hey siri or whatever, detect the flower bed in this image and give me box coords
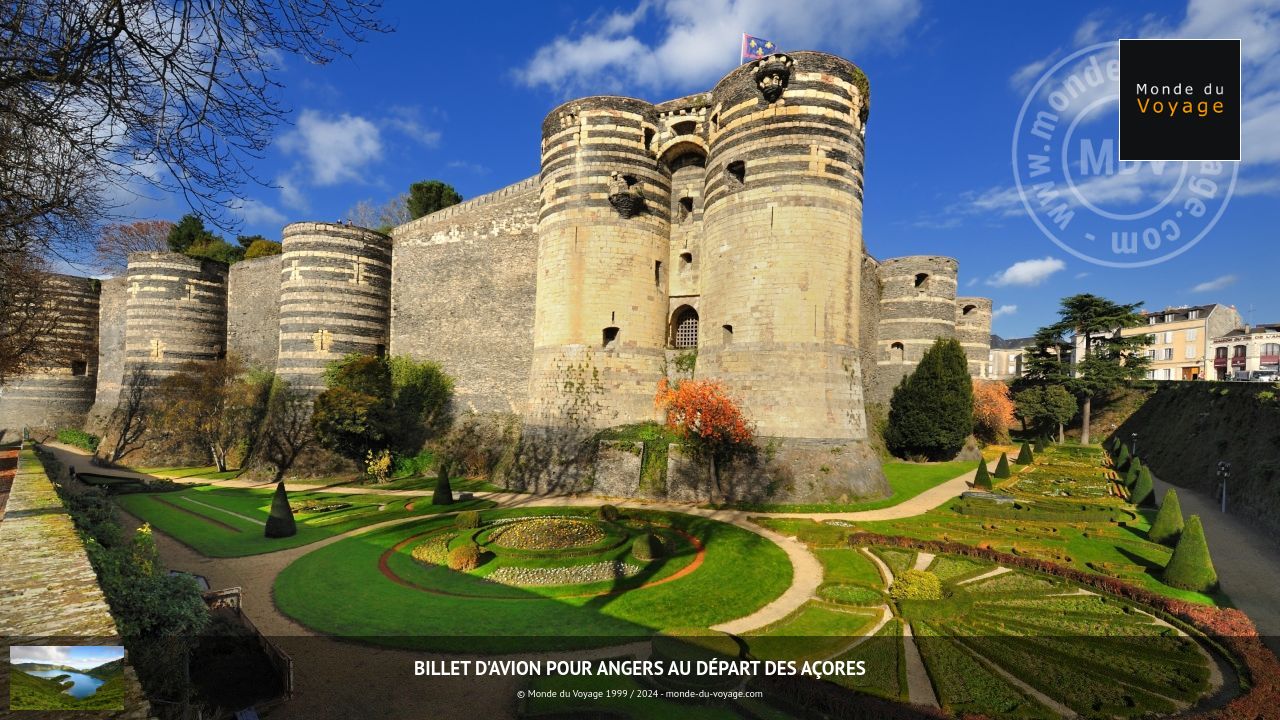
[486,517,607,550]
[487,561,642,587]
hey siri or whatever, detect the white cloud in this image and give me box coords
[992,304,1018,318]
[446,160,490,175]
[1191,274,1237,292]
[383,105,442,148]
[517,0,922,94]
[1075,271,1090,279]
[279,110,383,186]
[987,257,1066,287]
[232,198,287,226]
[275,173,308,212]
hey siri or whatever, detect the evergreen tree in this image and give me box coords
[994,452,1011,479]
[973,458,993,490]
[1131,466,1154,506]
[885,338,974,460]
[432,460,454,505]
[1125,457,1143,487]
[406,180,462,219]
[264,481,297,538]
[1163,515,1217,592]
[1115,443,1131,471]
[1016,441,1034,465]
[1149,489,1184,546]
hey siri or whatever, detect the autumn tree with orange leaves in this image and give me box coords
[655,378,754,488]
[972,379,1015,444]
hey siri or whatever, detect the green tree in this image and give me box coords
[1026,294,1150,444]
[259,380,315,483]
[1016,441,1033,465]
[406,180,462,219]
[973,458,993,490]
[1162,515,1217,592]
[244,239,282,259]
[388,355,455,450]
[167,213,219,253]
[1149,489,1184,545]
[1115,443,1131,472]
[432,460,454,506]
[1131,466,1154,506]
[993,452,1011,479]
[1125,457,1143,488]
[151,356,268,471]
[264,482,297,538]
[885,338,974,461]
[236,234,268,248]
[1015,383,1076,440]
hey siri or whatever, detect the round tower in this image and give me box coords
[0,274,100,431]
[696,52,871,440]
[956,297,993,378]
[871,255,959,402]
[525,96,671,429]
[277,222,392,394]
[124,252,228,379]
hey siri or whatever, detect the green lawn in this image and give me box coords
[115,485,492,557]
[712,461,973,513]
[273,508,792,652]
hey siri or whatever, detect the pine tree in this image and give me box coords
[973,459,993,490]
[994,452,1011,479]
[1163,515,1217,592]
[264,481,297,538]
[1016,441,1034,465]
[1131,466,1154,506]
[1149,489,1184,546]
[432,460,454,505]
[885,338,974,460]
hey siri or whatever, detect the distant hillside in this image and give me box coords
[8,665,126,711]
[84,658,125,680]
[12,662,77,672]
[1111,382,1280,539]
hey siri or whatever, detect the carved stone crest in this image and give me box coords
[607,171,645,218]
[754,54,793,103]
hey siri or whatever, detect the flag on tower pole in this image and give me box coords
[741,34,777,64]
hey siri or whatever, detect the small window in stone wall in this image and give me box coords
[725,161,745,190]
[722,324,734,343]
[603,327,620,348]
[678,197,694,221]
[71,360,87,376]
[654,260,664,287]
[672,120,696,136]
[914,273,929,289]
[376,344,386,357]
[890,342,905,362]
[679,251,693,268]
[962,304,977,315]
[644,127,655,150]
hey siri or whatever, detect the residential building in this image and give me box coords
[1072,303,1243,381]
[988,335,1036,380]
[1209,323,1280,380]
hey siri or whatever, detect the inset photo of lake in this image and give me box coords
[8,645,127,711]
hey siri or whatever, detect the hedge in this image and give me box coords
[973,459,993,491]
[1149,489,1184,546]
[993,452,1011,479]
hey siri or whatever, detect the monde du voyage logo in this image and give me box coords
[1013,40,1241,268]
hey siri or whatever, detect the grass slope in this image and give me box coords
[715,461,973,513]
[9,668,125,711]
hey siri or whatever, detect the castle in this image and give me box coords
[0,52,991,502]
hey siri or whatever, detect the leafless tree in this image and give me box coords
[0,0,390,258]
[104,363,153,463]
[345,192,410,231]
[93,220,173,274]
[260,380,315,482]
[0,252,72,384]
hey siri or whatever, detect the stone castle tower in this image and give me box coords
[0,52,991,502]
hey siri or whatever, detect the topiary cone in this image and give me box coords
[973,459,993,490]
[432,461,454,505]
[1131,466,1155,507]
[993,452,1011,479]
[1115,443,1131,471]
[1149,489,1184,546]
[1163,515,1217,592]
[1125,458,1143,488]
[264,481,297,538]
[1016,441,1034,465]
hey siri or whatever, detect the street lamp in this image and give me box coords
[1131,432,1138,457]
[1217,461,1231,513]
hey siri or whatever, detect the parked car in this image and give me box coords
[1250,370,1278,382]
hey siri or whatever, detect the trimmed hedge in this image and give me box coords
[447,543,482,572]
[993,452,1011,479]
[1149,489,1184,546]
[1163,515,1217,592]
[598,504,620,522]
[1015,441,1034,465]
[632,532,664,561]
[432,463,454,506]
[1132,466,1155,507]
[455,510,481,529]
[264,482,297,538]
[56,428,100,453]
[973,459,993,490]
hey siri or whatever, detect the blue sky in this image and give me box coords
[99,0,1280,338]
[10,645,124,670]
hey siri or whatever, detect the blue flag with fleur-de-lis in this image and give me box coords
[741,34,777,64]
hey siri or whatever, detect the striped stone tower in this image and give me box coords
[696,51,872,440]
[956,297,993,378]
[277,222,393,395]
[123,253,228,379]
[524,96,671,429]
[873,255,959,401]
[0,274,100,432]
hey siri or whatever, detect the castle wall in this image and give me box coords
[956,296,993,378]
[277,223,392,394]
[88,277,128,429]
[858,255,885,407]
[124,253,228,380]
[525,96,672,430]
[227,254,282,372]
[870,255,959,404]
[697,52,871,441]
[0,275,100,434]
[390,178,540,414]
